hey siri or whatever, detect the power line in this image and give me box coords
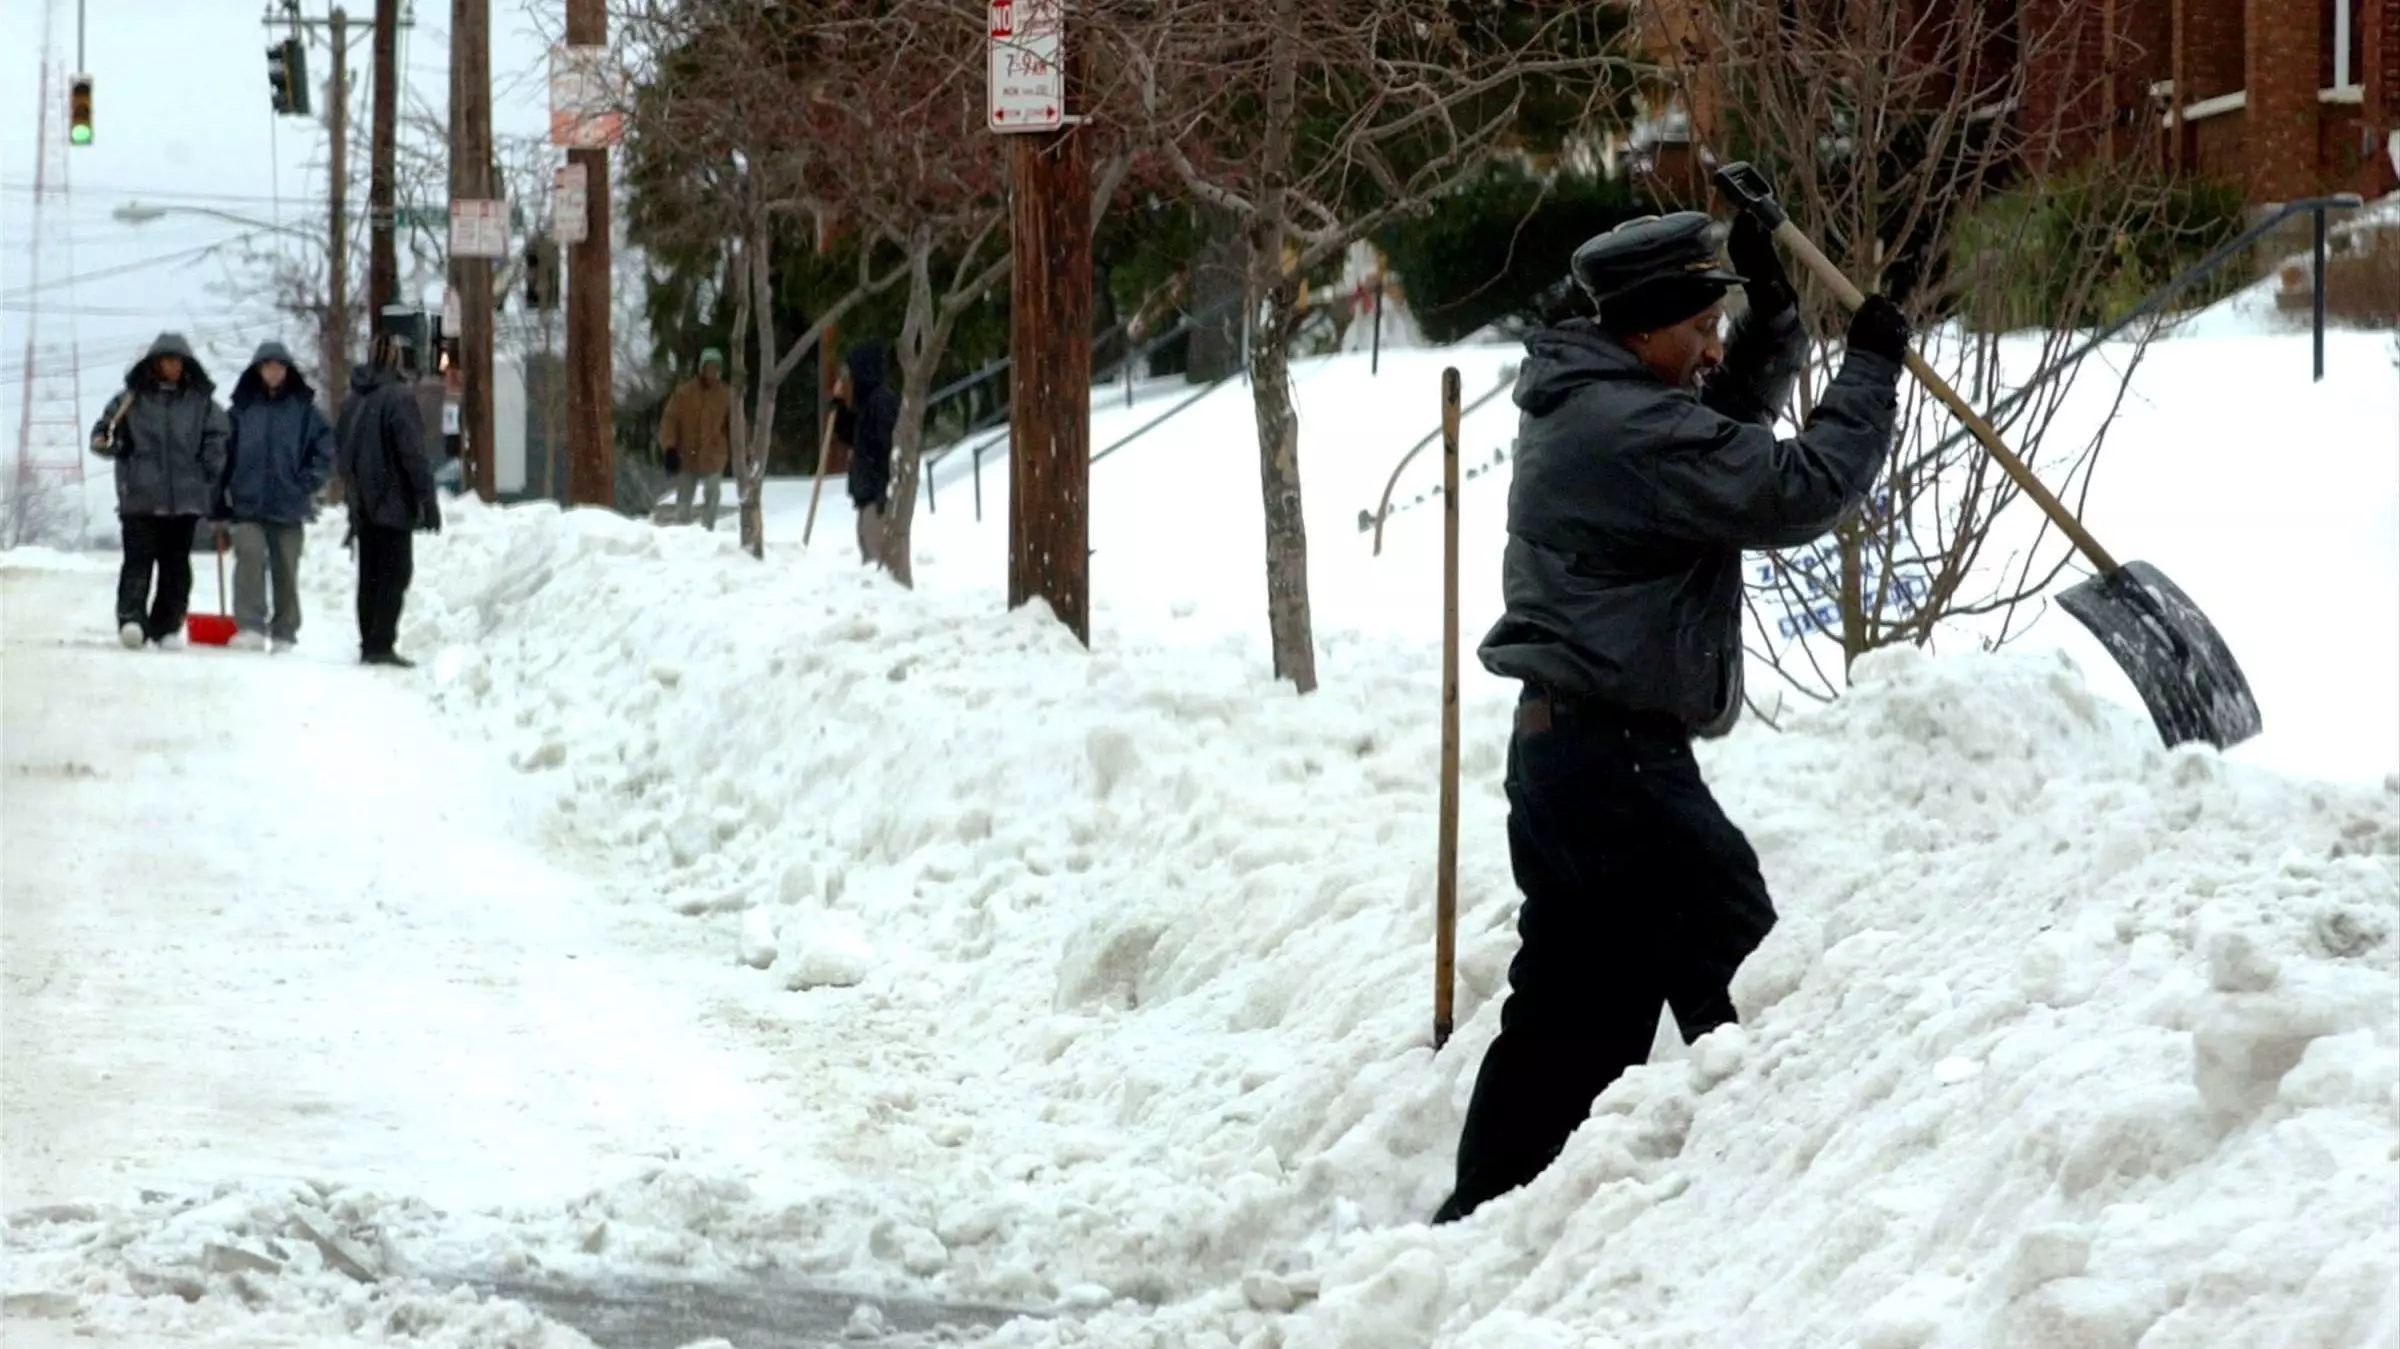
[0,233,274,302]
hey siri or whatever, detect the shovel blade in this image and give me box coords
[2057,560,2261,751]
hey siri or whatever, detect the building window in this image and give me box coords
[2322,0,2361,91]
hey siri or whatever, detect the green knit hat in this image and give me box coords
[699,347,724,370]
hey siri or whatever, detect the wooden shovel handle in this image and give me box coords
[1768,220,2122,576]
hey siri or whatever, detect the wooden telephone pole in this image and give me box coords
[368,0,399,322]
[325,8,353,423]
[564,0,614,507]
[997,5,1090,645]
[450,0,495,500]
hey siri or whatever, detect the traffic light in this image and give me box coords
[68,75,92,145]
[266,39,310,117]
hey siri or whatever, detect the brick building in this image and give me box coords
[1636,0,2398,208]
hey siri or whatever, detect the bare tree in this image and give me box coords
[802,0,1129,588]
[621,0,910,555]
[1642,0,2215,713]
[1108,3,1634,692]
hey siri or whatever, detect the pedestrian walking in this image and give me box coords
[1433,210,1914,1223]
[833,343,898,568]
[89,333,229,650]
[335,330,440,668]
[217,340,335,652]
[659,347,734,529]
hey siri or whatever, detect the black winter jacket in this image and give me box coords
[91,333,230,519]
[336,366,438,532]
[839,345,899,509]
[1479,307,1902,737]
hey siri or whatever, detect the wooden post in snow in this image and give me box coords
[1435,366,1461,1049]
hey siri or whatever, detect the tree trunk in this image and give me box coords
[1248,257,1317,693]
[878,371,932,588]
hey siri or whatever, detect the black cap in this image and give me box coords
[1570,212,1746,306]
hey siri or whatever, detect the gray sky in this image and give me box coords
[3,0,562,422]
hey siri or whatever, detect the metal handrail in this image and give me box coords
[1368,371,1516,555]
[1918,192,2363,464]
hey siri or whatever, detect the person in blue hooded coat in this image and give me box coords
[216,340,335,651]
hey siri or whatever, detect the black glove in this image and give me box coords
[416,498,442,535]
[1727,213,1794,319]
[1846,295,1913,365]
[662,447,682,476]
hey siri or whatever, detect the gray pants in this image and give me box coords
[231,521,306,643]
[856,501,885,566]
[673,470,722,529]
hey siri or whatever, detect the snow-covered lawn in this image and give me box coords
[5,307,2394,1348]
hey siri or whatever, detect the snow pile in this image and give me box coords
[4,1187,593,1348]
[372,497,2393,1346]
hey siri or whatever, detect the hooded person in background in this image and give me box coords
[217,340,335,652]
[336,330,440,668]
[90,332,229,650]
[659,346,734,529]
[1433,210,1913,1224]
[833,342,898,567]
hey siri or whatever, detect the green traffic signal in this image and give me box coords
[68,75,92,145]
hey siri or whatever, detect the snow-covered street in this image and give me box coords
[2,565,791,1212]
[3,318,2395,1349]
[1,561,1014,1347]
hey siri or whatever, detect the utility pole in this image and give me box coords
[369,0,400,322]
[326,7,352,424]
[997,8,1090,645]
[450,0,494,500]
[563,0,614,507]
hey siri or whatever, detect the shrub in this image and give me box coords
[1947,170,2249,333]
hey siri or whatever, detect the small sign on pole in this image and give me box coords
[549,44,624,148]
[449,200,508,259]
[988,0,1064,133]
[553,162,589,244]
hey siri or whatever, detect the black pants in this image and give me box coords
[117,514,200,640]
[1438,690,1777,1222]
[354,524,414,658]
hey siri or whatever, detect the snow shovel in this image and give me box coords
[1711,162,2263,752]
[186,530,237,646]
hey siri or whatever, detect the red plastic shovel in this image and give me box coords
[186,529,237,646]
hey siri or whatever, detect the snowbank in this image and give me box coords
[355,495,2394,1346]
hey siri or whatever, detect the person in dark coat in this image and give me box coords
[335,331,440,668]
[1433,210,1914,1223]
[833,342,899,567]
[218,340,335,652]
[89,332,230,650]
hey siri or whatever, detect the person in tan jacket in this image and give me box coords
[658,347,734,529]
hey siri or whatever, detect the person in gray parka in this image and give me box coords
[90,332,230,650]
[1435,210,1913,1223]
[217,340,336,652]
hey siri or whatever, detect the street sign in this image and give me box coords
[988,0,1063,133]
[449,199,508,259]
[553,162,589,245]
[549,44,624,148]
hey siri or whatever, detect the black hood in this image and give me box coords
[232,339,316,407]
[1512,319,1649,417]
[844,343,888,401]
[351,364,401,396]
[125,331,214,394]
